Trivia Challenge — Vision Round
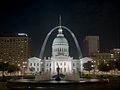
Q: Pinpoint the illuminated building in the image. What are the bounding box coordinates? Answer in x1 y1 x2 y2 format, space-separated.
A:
83 36 100 56
28 28 81 74
27 17 92 75
91 52 112 63
0 33 31 68
28 27 91 75
28 57 42 73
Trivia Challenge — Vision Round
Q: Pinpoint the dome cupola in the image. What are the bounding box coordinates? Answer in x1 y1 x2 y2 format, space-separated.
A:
52 27 68 46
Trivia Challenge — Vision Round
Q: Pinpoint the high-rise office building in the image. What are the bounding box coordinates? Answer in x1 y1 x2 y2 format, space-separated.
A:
0 32 31 68
83 36 99 56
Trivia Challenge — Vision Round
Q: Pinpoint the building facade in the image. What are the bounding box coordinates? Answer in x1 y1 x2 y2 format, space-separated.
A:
28 57 41 74
83 36 100 56
90 52 112 63
28 27 90 75
0 33 31 69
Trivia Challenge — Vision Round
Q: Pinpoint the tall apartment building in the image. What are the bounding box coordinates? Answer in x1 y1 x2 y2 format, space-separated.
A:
83 36 99 56
0 33 31 68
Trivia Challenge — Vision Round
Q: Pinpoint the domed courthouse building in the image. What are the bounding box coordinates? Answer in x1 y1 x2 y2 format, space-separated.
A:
45 28 77 74
28 20 91 75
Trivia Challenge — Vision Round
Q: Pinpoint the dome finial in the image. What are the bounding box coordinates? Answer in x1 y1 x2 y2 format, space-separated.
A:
58 15 63 34
59 15 61 27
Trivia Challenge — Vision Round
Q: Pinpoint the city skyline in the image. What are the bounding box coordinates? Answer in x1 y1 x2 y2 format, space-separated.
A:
0 0 119 57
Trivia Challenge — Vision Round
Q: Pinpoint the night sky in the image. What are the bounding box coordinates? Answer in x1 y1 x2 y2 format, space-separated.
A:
0 0 120 58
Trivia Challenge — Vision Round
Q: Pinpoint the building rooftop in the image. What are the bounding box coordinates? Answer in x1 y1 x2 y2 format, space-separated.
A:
0 32 28 37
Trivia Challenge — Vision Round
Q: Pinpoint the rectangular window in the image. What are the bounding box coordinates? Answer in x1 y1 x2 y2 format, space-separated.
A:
34 63 36 66
30 63 32 66
37 63 39 66
73 63 75 66
37 68 39 71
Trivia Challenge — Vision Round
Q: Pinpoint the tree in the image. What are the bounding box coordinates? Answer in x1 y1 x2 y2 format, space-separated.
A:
115 59 120 71
0 62 9 75
108 60 116 70
0 62 20 78
0 62 9 81
7 64 20 75
83 61 93 74
97 62 111 74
